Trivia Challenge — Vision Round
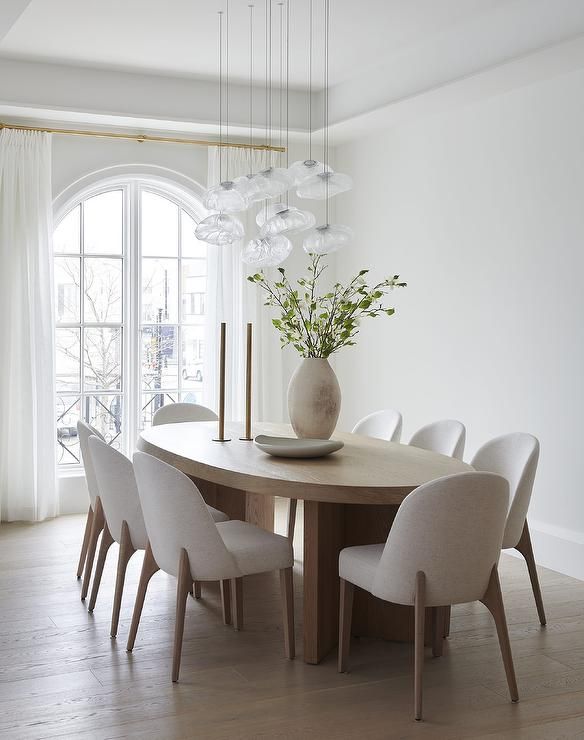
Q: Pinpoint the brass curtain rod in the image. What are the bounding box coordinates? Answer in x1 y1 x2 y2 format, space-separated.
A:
0 121 286 152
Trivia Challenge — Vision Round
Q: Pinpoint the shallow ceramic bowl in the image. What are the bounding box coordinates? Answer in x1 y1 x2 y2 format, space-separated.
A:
254 435 344 459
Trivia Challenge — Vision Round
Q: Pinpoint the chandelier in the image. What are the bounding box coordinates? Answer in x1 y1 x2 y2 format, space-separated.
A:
196 0 353 265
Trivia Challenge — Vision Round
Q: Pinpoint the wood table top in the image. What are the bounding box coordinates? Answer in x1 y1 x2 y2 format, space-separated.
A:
138 421 473 505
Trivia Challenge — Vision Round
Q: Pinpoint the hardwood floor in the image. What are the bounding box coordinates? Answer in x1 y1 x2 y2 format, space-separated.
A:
1 500 584 738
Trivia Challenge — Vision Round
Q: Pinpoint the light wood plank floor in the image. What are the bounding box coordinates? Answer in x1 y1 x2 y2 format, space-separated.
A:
1 500 584 739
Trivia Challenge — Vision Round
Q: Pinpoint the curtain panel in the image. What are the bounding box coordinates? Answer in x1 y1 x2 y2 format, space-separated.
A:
0 129 57 522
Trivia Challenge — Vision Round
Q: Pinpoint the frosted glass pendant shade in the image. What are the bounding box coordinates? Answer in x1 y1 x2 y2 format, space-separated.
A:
204 181 247 213
248 167 293 199
260 206 316 237
288 159 327 185
255 202 288 229
302 224 353 255
242 234 293 266
296 171 353 200
233 173 266 205
195 213 245 246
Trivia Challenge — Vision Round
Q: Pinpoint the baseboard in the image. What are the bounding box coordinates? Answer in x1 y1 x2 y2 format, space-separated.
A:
513 519 584 582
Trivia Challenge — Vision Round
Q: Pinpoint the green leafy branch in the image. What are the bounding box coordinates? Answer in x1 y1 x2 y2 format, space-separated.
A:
247 254 406 358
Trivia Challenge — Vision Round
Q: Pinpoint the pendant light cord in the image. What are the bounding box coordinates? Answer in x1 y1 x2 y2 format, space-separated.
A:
325 0 329 224
308 0 313 161
278 2 284 165
249 4 254 159
218 10 223 183
226 0 230 181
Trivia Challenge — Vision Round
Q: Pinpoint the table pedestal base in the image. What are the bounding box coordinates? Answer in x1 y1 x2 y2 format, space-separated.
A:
193 478 275 532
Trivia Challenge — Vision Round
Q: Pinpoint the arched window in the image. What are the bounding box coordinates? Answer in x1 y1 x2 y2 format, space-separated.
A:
53 180 207 466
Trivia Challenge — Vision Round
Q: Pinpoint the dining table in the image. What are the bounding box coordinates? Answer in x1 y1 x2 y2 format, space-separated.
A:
138 420 473 664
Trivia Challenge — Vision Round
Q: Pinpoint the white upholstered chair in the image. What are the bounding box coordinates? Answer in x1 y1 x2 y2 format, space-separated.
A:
77 421 106 598
152 402 217 426
409 419 466 460
338 471 517 721
351 409 402 441
472 433 545 625
130 452 295 682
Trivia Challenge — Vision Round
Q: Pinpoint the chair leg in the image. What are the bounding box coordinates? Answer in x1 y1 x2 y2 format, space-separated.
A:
480 565 519 703
76 505 94 579
338 578 354 673
231 578 243 631
431 607 444 657
280 567 295 659
110 521 136 638
515 520 546 626
443 605 451 637
193 581 202 599
414 571 426 721
88 522 114 613
220 580 232 625
172 548 192 683
287 499 298 541
81 497 104 601
126 543 159 652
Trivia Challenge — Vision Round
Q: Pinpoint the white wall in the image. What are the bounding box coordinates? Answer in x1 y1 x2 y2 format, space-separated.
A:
333 67 584 580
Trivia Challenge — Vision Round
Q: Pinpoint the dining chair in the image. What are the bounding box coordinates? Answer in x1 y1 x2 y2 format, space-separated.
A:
409 420 466 460
152 402 218 426
130 451 295 682
351 409 403 442
472 432 545 626
337 471 517 721
77 421 106 599
87 438 229 629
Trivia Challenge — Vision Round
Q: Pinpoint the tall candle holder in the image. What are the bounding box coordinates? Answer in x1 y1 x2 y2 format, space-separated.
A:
212 322 231 442
240 323 253 441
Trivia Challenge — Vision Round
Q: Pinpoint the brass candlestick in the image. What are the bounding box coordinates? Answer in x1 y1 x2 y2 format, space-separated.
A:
212 322 231 442
240 323 253 441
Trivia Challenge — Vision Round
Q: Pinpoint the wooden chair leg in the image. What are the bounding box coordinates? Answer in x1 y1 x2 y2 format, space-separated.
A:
76 505 94 579
88 522 114 613
126 543 159 652
193 581 202 599
110 521 136 638
231 577 243 631
480 565 519 703
515 520 546 626
338 578 354 673
443 605 451 637
287 499 298 541
280 567 295 659
431 607 444 657
172 549 192 683
220 580 232 625
414 571 426 721
81 497 104 601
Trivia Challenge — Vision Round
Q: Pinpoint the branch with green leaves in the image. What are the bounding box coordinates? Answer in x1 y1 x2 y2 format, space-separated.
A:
247 254 406 358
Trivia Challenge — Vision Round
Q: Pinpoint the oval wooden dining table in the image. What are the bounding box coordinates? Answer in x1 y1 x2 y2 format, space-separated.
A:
138 421 472 664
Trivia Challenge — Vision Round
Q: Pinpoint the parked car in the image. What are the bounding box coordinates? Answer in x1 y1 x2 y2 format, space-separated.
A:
57 426 78 439
182 361 203 382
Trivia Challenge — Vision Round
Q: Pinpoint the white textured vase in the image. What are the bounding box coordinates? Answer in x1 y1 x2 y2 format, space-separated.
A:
287 358 341 440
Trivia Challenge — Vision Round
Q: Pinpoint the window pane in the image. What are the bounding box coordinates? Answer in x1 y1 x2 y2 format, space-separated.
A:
142 258 178 323
141 191 178 257
84 327 122 391
55 329 80 392
83 394 123 450
181 260 206 324
181 211 207 258
84 258 122 323
54 206 80 254
181 391 204 405
181 326 205 390
54 257 80 323
141 326 178 391
140 392 178 430
56 395 81 465
83 191 123 255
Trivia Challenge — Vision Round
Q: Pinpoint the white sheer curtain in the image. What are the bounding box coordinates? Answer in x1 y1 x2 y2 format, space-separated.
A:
0 129 57 522
204 146 284 423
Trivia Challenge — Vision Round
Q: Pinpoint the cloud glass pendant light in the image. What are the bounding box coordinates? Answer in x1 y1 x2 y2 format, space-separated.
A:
303 0 352 255
242 233 293 266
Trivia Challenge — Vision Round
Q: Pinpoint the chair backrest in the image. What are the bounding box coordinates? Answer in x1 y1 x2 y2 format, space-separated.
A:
352 409 402 442
88 436 148 550
152 402 218 426
471 432 539 550
133 452 238 581
409 420 466 460
372 472 509 607
77 420 105 507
